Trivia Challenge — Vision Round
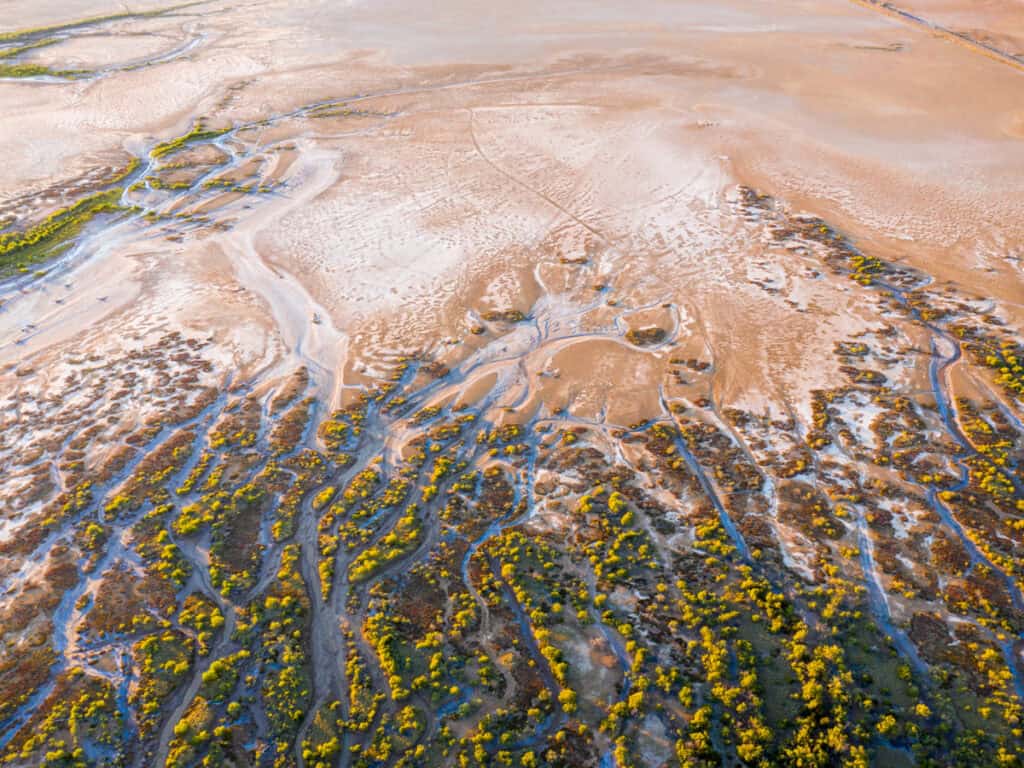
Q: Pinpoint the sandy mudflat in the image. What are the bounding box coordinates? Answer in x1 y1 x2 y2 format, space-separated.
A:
2 0 1021 412
0 1 1022 765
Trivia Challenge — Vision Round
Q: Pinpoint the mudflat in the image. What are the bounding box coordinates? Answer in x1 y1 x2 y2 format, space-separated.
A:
0 1 1022 766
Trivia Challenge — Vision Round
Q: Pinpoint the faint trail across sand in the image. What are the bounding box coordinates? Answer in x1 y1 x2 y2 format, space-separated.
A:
845 0 1024 74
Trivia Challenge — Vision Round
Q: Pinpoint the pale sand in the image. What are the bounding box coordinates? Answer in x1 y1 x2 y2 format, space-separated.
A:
0 0 1021 423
